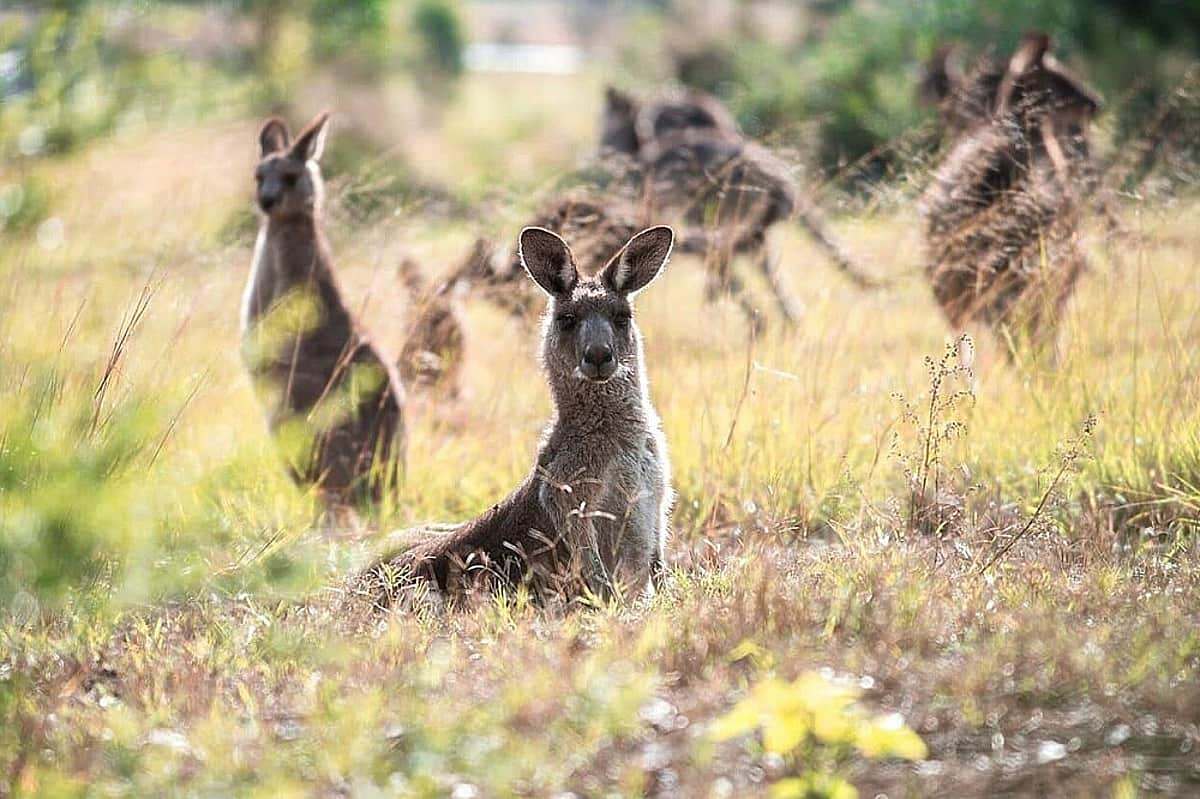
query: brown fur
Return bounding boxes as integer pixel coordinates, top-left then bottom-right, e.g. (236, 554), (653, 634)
(599, 86), (876, 330)
(920, 33), (1099, 352)
(469, 192), (645, 327)
(396, 238), (491, 401)
(242, 112), (406, 507)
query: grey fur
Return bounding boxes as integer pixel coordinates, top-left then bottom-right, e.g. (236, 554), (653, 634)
(360, 226), (675, 605)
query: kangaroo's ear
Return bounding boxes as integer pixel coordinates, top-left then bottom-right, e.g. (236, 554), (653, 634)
(291, 110), (331, 163)
(996, 32), (1052, 114)
(602, 225), (673, 296)
(259, 117), (290, 157)
(520, 227), (578, 297)
(605, 85), (634, 112)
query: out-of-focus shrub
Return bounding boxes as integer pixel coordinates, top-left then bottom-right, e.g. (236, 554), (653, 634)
(310, 0), (389, 76)
(0, 175), (51, 233)
(649, 0), (1200, 188)
(411, 0), (464, 105)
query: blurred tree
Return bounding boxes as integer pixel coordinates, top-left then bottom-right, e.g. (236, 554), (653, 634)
(310, 0), (389, 74)
(412, 0), (463, 78)
(411, 0), (464, 109)
(657, 0), (1200, 188)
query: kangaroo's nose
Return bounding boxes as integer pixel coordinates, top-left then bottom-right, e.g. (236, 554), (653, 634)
(259, 193), (279, 211)
(583, 343), (614, 367)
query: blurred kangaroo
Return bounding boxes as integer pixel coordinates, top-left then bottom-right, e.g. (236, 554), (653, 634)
(361, 226), (675, 606)
(921, 35), (1103, 169)
(920, 33), (1101, 353)
(241, 111), (406, 508)
(469, 191), (643, 328)
(600, 86), (877, 332)
(396, 238), (493, 402)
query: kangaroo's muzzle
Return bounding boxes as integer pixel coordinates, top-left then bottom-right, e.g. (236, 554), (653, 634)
(579, 318), (617, 382)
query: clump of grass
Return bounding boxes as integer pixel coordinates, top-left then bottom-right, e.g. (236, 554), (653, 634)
(978, 413), (1097, 573)
(890, 334), (976, 538)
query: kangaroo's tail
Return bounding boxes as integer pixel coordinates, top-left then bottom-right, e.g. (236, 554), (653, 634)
(792, 198), (884, 290)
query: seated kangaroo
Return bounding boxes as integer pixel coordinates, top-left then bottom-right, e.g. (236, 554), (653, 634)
(366, 225), (675, 604)
(241, 111), (406, 509)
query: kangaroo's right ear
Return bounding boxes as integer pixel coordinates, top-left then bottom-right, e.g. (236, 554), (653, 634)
(259, 117), (290, 157)
(519, 227), (578, 297)
(996, 31), (1052, 114)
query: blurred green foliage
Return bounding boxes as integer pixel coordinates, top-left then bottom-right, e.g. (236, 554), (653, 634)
(0, 175), (52, 233)
(0, 7), (255, 162)
(310, 0), (390, 74)
(412, 0), (464, 79)
(659, 0), (1200, 184)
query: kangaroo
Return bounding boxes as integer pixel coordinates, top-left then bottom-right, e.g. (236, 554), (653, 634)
(241, 111), (406, 507)
(920, 33), (1101, 353)
(396, 238), (492, 402)
(362, 225), (675, 606)
(599, 86), (877, 332)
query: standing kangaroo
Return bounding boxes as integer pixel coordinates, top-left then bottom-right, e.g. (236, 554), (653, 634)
(362, 226), (675, 605)
(241, 111), (406, 508)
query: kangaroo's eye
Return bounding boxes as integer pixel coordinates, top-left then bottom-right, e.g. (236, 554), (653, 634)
(614, 313), (632, 329)
(556, 314), (577, 331)
(282, 174), (298, 188)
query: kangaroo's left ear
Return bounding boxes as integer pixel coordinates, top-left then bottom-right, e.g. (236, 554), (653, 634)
(602, 225), (674, 296)
(291, 110), (331, 163)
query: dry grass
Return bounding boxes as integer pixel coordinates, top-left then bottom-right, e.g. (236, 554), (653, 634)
(2, 72), (1200, 798)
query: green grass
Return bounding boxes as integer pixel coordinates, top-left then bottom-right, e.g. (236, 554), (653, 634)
(1, 69), (1199, 797)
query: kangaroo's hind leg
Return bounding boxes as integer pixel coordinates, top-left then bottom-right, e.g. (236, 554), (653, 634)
(751, 240), (804, 324)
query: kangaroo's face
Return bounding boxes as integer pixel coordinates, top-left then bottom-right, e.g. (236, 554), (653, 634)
(254, 112), (330, 220)
(521, 225), (674, 385)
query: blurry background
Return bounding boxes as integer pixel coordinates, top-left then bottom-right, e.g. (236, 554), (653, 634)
(3, 0), (1199, 237)
(2, 0), (1200, 623)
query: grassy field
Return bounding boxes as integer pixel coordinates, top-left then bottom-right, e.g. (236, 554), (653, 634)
(2, 66), (1200, 798)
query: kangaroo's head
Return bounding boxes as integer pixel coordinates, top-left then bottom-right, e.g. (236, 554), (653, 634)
(995, 33), (1100, 131)
(521, 225), (673, 386)
(599, 85), (641, 156)
(254, 111), (331, 220)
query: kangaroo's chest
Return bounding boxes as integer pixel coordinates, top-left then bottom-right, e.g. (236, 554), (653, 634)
(591, 431), (667, 561)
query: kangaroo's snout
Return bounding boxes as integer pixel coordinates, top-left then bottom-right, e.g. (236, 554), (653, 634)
(579, 317), (617, 382)
(581, 341), (615, 381)
(258, 190), (279, 212)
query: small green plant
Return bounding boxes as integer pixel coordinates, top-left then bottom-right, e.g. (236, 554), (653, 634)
(978, 413), (1098, 573)
(710, 671), (927, 798)
(890, 335), (976, 538)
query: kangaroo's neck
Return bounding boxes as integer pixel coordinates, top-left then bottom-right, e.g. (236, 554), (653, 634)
(241, 215), (350, 333)
(546, 356), (653, 447)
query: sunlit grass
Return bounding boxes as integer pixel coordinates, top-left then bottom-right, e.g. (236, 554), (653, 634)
(1, 69), (1199, 796)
